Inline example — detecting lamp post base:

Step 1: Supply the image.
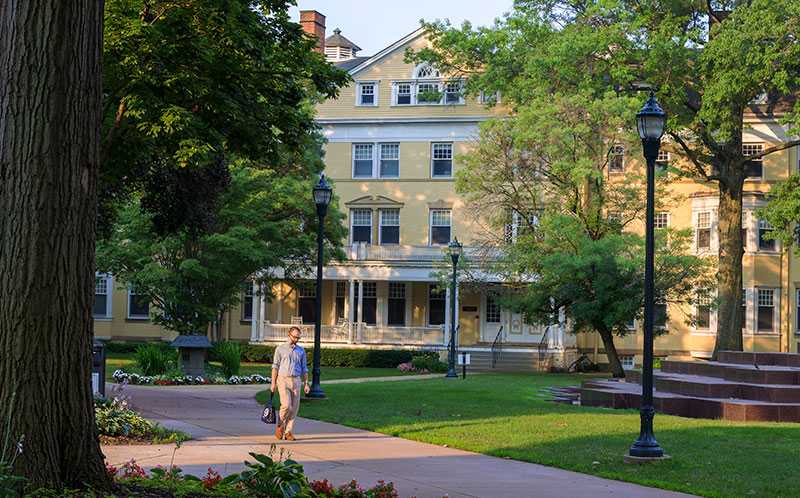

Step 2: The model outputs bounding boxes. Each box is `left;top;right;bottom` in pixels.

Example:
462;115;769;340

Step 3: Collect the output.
305;386;327;399
624;453;671;464
445;370;458;378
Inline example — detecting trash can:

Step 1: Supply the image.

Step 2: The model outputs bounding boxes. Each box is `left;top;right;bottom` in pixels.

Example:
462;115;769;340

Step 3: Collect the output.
92;339;106;397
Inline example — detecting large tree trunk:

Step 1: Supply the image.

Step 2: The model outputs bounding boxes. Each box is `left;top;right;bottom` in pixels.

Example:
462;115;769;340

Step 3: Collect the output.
597;326;625;378
0;0;109;490
714;171;745;358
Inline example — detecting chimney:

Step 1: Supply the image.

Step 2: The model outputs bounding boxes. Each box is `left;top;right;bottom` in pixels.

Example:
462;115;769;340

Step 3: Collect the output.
300;10;326;54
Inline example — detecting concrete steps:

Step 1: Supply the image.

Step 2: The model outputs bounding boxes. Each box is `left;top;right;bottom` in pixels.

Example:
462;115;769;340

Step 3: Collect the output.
466;350;545;372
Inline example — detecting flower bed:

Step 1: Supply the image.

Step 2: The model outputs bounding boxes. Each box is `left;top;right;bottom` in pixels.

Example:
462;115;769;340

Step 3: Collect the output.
113;369;269;386
95;395;189;445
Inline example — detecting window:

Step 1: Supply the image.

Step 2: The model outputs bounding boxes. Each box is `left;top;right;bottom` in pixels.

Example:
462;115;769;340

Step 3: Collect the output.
388;282;406;326
356;282;376;325
656;150;670;172
621;355;635;370
655;302;668;329
742;289;748;332
353;143;374;178
626;318;636;330
444;81;462;104
486;294;501;323
357;82;377;106
351;209;372;244
417;82;441;104
478;91;500;104
379;209;400;245
696;293;711;330
297;282;316;325
127;287;150;319
428;285;446;326
432;143;453;177
396;83;412;105
336;282;346;323
242;284;254;321
654;212;669;229
430;209;452;245
696;211;711;250
758;219;776;251
609;145;625;173
757;289;775;333
379;143;400;177
742;211;750;251
796;289;800;333
743;143;764;179
94;274;112;318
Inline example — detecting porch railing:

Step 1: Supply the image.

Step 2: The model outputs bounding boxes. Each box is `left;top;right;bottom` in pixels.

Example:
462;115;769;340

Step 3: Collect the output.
255;321;445;347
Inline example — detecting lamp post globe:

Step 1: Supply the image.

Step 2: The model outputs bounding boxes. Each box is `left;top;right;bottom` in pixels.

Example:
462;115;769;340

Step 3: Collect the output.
308;174;332;399
446;238;463;378
628;91;667;459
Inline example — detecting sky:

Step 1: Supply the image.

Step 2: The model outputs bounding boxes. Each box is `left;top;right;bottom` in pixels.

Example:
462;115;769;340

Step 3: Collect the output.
289;0;515;56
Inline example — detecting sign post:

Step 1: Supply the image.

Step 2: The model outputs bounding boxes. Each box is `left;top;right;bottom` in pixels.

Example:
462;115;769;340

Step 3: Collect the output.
458;351;471;379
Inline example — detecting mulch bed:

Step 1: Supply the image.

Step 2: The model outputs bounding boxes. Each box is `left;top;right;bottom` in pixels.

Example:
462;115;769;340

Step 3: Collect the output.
100;435;163;446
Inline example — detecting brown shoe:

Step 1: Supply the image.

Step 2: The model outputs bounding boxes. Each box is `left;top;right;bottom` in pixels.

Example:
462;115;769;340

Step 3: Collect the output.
284;432;296;441
275;426;284;440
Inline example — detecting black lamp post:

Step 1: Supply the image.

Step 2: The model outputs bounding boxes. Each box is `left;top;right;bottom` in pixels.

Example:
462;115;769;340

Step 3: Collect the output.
307;174;332;399
628;92;667;459
446;238;462;378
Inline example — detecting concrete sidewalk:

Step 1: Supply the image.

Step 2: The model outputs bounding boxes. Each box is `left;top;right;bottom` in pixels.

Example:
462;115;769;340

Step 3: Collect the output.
103;384;695;498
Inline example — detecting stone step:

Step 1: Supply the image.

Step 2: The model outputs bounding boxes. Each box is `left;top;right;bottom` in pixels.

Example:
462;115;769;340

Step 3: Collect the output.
661;360;800;385
717;351;800;367
626;370;800;403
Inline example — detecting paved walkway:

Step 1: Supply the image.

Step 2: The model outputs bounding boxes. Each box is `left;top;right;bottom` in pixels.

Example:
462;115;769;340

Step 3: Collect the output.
103;383;695;498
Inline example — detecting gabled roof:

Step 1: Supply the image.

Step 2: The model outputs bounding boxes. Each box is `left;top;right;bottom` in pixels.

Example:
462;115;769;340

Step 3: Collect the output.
335;56;370;71
325;28;361;51
346;27;427;76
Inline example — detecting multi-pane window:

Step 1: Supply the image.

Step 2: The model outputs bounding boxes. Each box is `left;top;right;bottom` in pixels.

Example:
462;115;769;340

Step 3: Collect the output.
242;283;254;321
742;289;748;331
417;82;440;104
758;219;776;251
351;209;372;244
655;302;668;329
335;282;346;323
757;289;775;333
444;81;462;104
379;209;400;245
742;211;749;251
359;282;377;325
696;293;711;330
432;143;453;177
428;285;446;326
298;281;316;325
430;209;452;245
621;355;635;370
478;91;500;104
609;145;625;173
127;287;150;319
654;212;669;229
353;144;374;177
94;274;112;318
379;143;400;177
696;211;711;250
357;82;376;106
486;294;501;323
743;143;764;179
396;83;412;105
388;282;406;326
796;289;800;333
656;150;670;172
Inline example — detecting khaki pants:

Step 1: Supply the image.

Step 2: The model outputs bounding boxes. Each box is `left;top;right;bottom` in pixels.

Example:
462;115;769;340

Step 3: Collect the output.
276;375;301;433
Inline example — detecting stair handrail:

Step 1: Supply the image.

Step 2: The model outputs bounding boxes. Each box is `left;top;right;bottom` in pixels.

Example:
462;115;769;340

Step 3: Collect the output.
538;325;551;362
491;326;504;369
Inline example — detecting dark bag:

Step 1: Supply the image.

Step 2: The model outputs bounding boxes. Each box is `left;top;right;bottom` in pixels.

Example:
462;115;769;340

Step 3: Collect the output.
261;391;277;425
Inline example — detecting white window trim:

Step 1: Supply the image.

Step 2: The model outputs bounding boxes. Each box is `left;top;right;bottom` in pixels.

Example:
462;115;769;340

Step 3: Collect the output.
378;208;400;245
350;208;373;245
431;142;454;179
429;209;452;246
755;287;780;335
352;143;375;178
757;219;779;253
427;284;446;327
355;81;379;107
621;355;635;370
608;145;625;174
378;143;400;178
477;90;501;104
626;318;637;331
692;292;717;336
126;287;150;320
390;79;466;106
94;273;113;320
352;142;401;179
742;142;764;181
796;288;800;335
241;284;254;322
654;212;670;229
692;208;718;254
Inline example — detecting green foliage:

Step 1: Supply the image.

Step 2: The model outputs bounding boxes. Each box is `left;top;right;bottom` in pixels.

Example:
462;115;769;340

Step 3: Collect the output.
212;341;242;378
97;163;347;336
94;398;154;438
0;394;25;497
232;449;314;498
759;174;800;248
411;356;448;373
240;345;436;368
134;343;176;376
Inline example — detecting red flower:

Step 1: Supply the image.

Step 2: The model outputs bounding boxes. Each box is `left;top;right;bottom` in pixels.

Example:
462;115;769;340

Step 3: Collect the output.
202;467;222;490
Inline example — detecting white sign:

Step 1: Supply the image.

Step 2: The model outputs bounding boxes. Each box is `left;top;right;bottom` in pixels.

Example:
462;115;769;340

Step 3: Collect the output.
457;353;471;366
92;373;100;395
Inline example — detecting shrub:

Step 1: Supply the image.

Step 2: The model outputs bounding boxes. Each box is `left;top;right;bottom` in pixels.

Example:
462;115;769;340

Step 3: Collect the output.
240;345;439;368
411;355;447;373
212;341;241;377
233;449;313;497
134;343;176;376
95;398;154;438
1;394;25;497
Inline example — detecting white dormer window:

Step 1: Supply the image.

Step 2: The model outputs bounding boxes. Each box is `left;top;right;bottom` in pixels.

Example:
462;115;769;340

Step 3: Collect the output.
392;63;464;106
356;81;378;107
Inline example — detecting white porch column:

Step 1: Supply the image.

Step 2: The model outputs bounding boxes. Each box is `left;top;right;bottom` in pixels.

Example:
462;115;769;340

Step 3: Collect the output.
405;282;413;329
454;280;459;344
250;280;259;342
444;287;451;346
276;284;283;324
348;279;355;343
357;279;364;343
259;284;266;339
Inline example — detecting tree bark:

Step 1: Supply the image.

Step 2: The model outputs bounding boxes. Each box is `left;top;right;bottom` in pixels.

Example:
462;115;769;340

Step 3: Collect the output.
0;0;109;490
714;168;745;358
597;326;625;378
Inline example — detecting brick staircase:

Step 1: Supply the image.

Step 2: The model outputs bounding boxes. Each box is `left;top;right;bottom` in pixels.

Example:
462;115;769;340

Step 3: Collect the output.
579;351;800;422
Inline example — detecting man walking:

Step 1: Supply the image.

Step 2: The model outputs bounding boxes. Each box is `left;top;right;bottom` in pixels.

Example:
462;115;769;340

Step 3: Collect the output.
271;326;310;441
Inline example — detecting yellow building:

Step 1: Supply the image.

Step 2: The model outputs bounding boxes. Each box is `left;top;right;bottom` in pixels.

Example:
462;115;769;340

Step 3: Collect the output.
94;11;800;371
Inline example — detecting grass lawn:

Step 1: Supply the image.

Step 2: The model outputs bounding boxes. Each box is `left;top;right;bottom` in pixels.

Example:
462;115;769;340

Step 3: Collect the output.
285;372;800;498
106;353;415;383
